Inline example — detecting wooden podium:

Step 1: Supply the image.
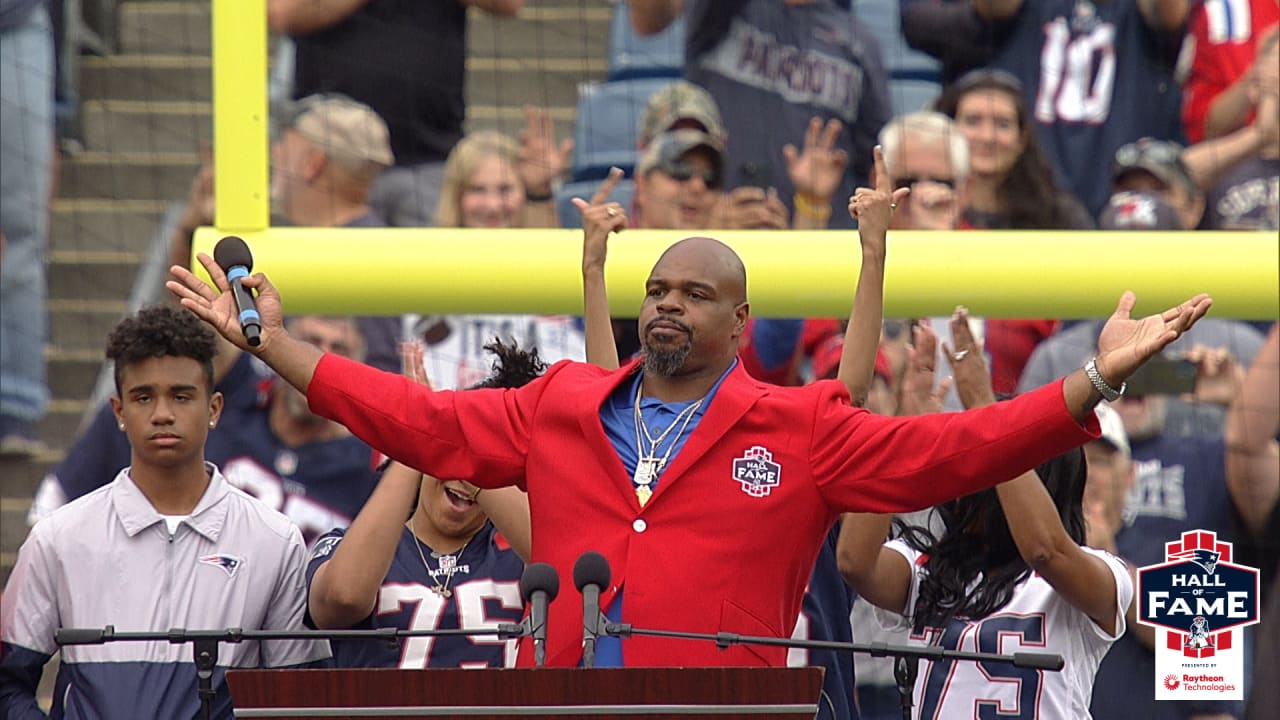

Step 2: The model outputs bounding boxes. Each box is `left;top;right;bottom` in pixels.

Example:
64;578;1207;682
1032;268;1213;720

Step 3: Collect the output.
226;666;823;719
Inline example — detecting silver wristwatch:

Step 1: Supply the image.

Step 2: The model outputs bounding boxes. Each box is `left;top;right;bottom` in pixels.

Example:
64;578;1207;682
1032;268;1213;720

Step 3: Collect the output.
1085;357;1125;402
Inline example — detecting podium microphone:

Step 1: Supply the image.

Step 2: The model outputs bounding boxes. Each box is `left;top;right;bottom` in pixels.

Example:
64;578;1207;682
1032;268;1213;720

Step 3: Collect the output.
573;551;610;668
519;563;559;668
212;235;262;347
56;627;115;645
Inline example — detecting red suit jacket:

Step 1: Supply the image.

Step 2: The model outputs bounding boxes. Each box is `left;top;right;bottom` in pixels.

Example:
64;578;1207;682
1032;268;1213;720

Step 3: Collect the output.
308;355;1098;668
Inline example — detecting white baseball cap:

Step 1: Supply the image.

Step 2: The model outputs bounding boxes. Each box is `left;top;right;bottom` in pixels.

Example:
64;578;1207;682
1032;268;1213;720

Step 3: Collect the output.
1093;402;1130;457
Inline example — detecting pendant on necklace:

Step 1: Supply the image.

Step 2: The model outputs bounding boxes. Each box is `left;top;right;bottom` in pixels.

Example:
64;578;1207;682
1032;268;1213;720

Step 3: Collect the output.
431;586;452;598
633;457;661;488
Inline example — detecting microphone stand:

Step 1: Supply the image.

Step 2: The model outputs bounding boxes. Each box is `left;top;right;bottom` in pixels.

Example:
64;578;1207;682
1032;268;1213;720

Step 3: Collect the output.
57;623;529;720
603;623;1064;720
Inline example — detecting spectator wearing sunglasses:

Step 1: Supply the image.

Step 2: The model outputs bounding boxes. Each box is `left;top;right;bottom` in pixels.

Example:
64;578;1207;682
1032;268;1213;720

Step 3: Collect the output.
879;111;969;232
633;129;726;231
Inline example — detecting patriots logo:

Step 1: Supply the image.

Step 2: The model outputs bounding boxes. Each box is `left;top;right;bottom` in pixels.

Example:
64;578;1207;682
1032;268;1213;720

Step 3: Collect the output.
1186;616;1211;648
1170;548;1221;575
199;554;244;578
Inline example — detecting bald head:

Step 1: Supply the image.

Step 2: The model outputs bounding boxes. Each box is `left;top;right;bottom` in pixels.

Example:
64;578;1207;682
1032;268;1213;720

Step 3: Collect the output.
653;236;747;304
639;236;750;381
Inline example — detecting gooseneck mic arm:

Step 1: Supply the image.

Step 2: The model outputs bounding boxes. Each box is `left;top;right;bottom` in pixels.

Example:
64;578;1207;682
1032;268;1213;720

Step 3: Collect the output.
519;563;560;668
212;235;262;347
572;551;611;669
602;622;1064;671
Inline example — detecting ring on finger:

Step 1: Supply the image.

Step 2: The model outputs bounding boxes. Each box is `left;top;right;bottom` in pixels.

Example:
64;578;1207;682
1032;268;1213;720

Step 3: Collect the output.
951;349;969;362
607;207;617;217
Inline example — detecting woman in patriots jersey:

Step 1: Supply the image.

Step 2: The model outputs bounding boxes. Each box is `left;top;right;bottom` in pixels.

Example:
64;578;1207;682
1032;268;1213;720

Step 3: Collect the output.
839;311;1134;720
304;340;541;668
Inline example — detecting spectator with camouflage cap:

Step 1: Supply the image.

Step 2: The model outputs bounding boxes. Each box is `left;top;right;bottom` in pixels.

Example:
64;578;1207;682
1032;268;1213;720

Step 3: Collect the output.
634;128;725;230
638;79;726;149
638;79;787;231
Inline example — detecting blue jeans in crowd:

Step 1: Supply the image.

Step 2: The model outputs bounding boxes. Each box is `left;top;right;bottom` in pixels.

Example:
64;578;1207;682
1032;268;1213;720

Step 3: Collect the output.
0;2;55;438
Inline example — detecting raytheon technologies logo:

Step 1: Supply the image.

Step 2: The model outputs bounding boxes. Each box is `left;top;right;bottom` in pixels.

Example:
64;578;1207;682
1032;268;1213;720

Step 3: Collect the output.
1137;530;1259;700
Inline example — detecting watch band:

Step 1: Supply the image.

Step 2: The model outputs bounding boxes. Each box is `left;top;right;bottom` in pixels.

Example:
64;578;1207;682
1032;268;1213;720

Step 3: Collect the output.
1085;357;1126;402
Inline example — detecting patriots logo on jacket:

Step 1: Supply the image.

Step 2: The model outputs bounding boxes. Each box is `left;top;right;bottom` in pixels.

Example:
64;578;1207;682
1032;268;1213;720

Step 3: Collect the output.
199;554;244;578
1170;547;1221;574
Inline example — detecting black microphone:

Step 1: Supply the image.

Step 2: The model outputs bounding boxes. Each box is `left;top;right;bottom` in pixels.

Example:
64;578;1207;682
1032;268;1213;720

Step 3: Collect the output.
519;563;560;668
573;551;610;669
56;626;116;645
1013;652;1065;671
212;235;262;347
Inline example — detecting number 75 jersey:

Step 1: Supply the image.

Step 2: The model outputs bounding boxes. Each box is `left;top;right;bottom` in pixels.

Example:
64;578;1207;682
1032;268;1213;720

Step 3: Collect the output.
873;540;1134;720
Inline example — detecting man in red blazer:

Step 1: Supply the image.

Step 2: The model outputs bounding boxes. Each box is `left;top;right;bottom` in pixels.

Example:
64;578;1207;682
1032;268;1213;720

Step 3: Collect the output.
169;238;1211;669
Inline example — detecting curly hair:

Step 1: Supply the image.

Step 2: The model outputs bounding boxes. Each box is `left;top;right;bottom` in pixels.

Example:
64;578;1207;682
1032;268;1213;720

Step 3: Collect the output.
897;446;1088;633
935;70;1078;229
106;305;218;396
471;338;548;390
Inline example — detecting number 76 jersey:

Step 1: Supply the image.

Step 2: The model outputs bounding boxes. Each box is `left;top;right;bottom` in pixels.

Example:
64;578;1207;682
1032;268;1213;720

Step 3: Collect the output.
873;540;1134;720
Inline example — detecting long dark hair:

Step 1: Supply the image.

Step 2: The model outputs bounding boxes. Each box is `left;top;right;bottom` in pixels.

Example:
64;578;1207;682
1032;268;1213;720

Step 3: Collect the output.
897;447;1087;633
934;70;1076;229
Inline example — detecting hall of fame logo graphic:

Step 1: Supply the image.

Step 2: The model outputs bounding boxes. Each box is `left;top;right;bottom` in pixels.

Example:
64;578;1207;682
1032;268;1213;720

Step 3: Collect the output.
732;446;782;498
1137;530;1259;701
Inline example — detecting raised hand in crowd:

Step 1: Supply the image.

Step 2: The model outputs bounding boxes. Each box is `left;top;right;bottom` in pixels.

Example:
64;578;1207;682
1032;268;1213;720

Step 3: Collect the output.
941;306;993;410
517;104;573;201
1180;344;1245;407
708;186;789;230
847;145;908;242
785;116;848;229
517;105;573;228
572;166;628;371
1250;26;1280;105
836;145;909;404
1256;89;1279;148
1226;323;1280;539
897;321;952;418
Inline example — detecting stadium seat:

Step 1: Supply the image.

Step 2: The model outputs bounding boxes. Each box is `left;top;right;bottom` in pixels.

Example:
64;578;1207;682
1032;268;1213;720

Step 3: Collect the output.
608;0;686;80
555;178;637;229
571;77;672;181
851;0;942;115
885;79;942;116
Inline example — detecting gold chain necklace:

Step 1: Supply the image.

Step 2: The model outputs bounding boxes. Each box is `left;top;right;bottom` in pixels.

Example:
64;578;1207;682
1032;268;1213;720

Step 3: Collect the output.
631;380;703;505
407;523;476;599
